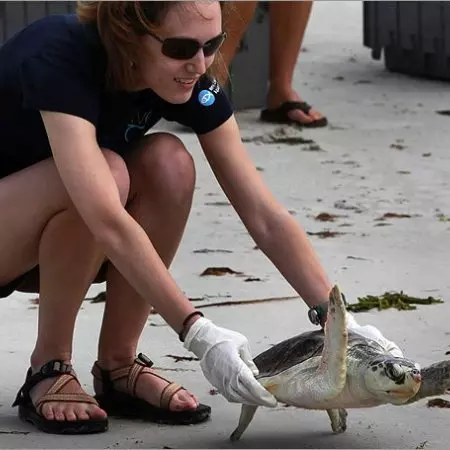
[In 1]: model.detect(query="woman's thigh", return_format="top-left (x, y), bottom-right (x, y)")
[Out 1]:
top-left (0, 158), bottom-right (71, 286)
top-left (0, 148), bottom-right (128, 291)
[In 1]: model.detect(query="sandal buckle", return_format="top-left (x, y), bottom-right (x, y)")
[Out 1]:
top-left (136, 353), bottom-right (153, 368)
top-left (12, 361), bottom-right (73, 408)
top-left (41, 360), bottom-right (72, 375)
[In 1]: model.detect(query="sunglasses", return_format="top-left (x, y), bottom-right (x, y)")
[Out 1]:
top-left (147, 30), bottom-right (227, 60)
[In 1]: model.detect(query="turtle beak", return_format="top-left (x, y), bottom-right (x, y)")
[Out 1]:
top-left (412, 372), bottom-right (421, 383)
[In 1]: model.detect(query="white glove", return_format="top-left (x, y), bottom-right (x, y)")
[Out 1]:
top-left (183, 317), bottom-right (277, 407)
top-left (346, 312), bottom-right (404, 358)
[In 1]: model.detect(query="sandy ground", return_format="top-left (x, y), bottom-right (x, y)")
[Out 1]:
top-left (1, 1), bottom-right (450, 448)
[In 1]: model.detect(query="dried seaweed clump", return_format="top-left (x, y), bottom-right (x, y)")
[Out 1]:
top-left (346, 291), bottom-right (444, 313)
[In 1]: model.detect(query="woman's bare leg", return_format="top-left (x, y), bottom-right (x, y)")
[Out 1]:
top-left (0, 151), bottom-right (129, 422)
top-left (219, 1), bottom-right (324, 125)
top-left (216, 1), bottom-right (258, 85)
top-left (94, 133), bottom-right (198, 411)
top-left (267, 1), bottom-right (325, 124)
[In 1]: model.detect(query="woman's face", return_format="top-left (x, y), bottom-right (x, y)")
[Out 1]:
top-left (136, 1), bottom-right (223, 104)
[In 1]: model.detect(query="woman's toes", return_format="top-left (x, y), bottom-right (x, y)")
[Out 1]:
top-left (88, 404), bottom-right (108, 419)
top-left (41, 404), bottom-right (55, 421)
top-left (288, 109), bottom-right (314, 125)
top-left (53, 405), bottom-right (66, 421)
top-left (76, 409), bottom-right (90, 421)
top-left (310, 108), bottom-right (325, 121)
top-left (188, 392), bottom-right (199, 408)
top-left (64, 409), bottom-right (77, 422)
top-left (171, 391), bottom-right (198, 411)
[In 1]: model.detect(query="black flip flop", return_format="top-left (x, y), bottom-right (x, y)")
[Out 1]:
top-left (260, 101), bottom-right (328, 128)
top-left (92, 353), bottom-right (211, 425)
top-left (13, 360), bottom-right (108, 434)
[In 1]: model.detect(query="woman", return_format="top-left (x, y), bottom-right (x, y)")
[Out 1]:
top-left (0, 0), bottom-right (401, 436)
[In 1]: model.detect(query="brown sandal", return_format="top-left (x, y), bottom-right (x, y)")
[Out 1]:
top-left (13, 360), bottom-right (108, 434)
top-left (260, 101), bottom-right (328, 128)
top-left (92, 353), bottom-right (211, 425)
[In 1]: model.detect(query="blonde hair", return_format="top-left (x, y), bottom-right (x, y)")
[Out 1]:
top-left (76, 1), bottom-right (231, 91)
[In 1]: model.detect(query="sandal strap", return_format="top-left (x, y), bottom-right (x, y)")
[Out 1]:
top-left (160, 382), bottom-right (183, 410)
top-left (128, 361), bottom-right (146, 396)
top-left (91, 353), bottom-right (156, 395)
top-left (45, 373), bottom-right (77, 396)
top-left (35, 392), bottom-right (99, 415)
top-left (128, 354), bottom-right (174, 395)
top-left (91, 362), bottom-right (115, 393)
top-left (92, 353), bottom-right (183, 407)
top-left (12, 359), bottom-right (75, 408)
top-left (278, 101), bottom-right (312, 115)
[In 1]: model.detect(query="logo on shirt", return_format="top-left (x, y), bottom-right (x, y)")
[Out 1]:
top-left (198, 90), bottom-right (215, 107)
top-left (124, 110), bottom-right (153, 142)
top-left (208, 78), bottom-right (220, 94)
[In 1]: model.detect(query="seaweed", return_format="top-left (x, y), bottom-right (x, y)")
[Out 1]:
top-left (427, 398), bottom-right (450, 408)
top-left (375, 212), bottom-right (412, 221)
top-left (165, 354), bottom-right (199, 363)
top-left (314, 212), bottom-right (342, 222)
top-left (200, 267), bottom-right (243, 276)
top-left (195, 295), bottom-right (298, 310)
top-left (307, 230), bottom-right (346, 239)
top-left (346, 291), bottom-right (444, 313)
top-left (241, 126), bottom-right (315, 146)
top-left (193, 248), bottom-right (233, 254)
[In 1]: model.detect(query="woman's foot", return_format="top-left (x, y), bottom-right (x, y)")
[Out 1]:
top-left (29, 365), bottom-right (107, 422)
top-left (261, 87), bottom-right (327, 127)
top-left (13, 359), bottom-right (108, 434)
top-left (91, 353), bottom-right (211, 425)
top-left (93, 355), bottom-right (198, 411)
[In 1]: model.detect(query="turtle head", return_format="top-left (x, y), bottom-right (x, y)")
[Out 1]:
top-left (364, 356), bottom-right (422, 405)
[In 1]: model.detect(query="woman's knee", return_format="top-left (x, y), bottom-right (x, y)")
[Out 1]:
top-left (102, 149), bottom-right (131, 206)
top-left (129, 133), bottom-right (196, 204)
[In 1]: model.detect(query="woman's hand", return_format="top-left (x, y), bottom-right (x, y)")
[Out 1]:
top-left (346, 312), bottom-right (404, 358)
top-left (183, 317), bottom-right (278, 407)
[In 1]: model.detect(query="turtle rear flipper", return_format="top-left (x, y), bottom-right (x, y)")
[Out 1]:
top-left (326, 408), bottom-right (347, 433)
top-left (229, 405), bottom-right (258, 441)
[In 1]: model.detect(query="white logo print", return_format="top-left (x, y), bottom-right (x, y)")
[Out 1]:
top-left (124, 110), bottom-right (153, 142)
top-left (208, 78), bottom-right (220, 94)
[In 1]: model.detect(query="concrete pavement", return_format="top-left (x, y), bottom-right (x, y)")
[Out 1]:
top-left (1, 1), bottom-right (450, 448)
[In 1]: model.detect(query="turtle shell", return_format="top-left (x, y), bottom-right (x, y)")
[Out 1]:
top-left (253, 329), bottom-right (375, 379)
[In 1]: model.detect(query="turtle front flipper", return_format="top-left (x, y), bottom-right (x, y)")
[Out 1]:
top-left (316, 284), bottom-right (348, 399)
top-left (259, 285), bottom-right (348, 409)
top-left (229, 405), bottom-right (258, 441)
top-left (326, 408), bottom-right (347, 433)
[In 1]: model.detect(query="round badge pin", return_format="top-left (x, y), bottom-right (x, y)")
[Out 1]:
top-left (198, 89), bottom-right (215, 107)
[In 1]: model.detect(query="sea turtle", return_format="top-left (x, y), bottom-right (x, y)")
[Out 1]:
top-left (230, 284), bottom-right (450, 441)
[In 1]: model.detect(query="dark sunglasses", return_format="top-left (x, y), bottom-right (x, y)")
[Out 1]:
top-left (147, 31), bottom-right (227, 60)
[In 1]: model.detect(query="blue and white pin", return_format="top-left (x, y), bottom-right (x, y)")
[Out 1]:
top-left (198, 89), bottom-right (215, 107)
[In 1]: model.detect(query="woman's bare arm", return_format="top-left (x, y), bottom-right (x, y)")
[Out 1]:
top-left (41, 110), bottom-right (196, 332)
top-left (199, 115), bottom-right (331, 308)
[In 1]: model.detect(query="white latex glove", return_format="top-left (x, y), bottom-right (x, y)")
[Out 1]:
top-left (183, 317), bottom-right (277, 407)
top-left (345, 312), bottom-right (404, 358)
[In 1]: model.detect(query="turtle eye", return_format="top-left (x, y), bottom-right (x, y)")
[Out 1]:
top-left (387, 363), bottom-right (405, 382)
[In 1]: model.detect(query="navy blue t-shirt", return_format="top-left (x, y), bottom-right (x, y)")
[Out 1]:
top-left (0, 14), bottom-right (233, 178)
